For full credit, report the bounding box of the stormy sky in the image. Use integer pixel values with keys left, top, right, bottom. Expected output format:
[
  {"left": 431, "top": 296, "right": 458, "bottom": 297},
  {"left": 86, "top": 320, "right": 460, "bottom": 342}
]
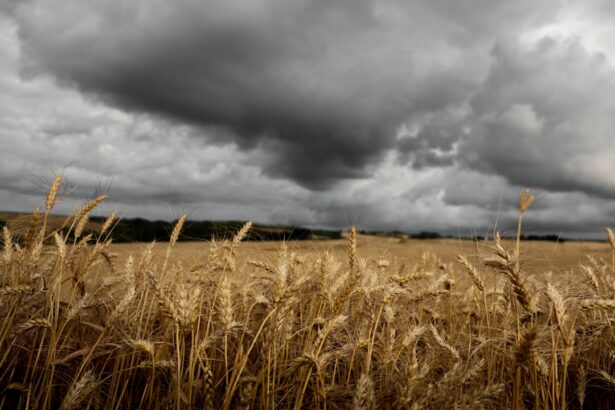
[{"left": 1, "top": 0, "right": 615, "bottom": 237}]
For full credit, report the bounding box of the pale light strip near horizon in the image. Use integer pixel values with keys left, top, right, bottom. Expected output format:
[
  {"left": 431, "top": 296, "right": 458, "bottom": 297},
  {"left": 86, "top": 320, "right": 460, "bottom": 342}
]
[{"left": 1, "top": 1, "right": 615, "bottom": 238}]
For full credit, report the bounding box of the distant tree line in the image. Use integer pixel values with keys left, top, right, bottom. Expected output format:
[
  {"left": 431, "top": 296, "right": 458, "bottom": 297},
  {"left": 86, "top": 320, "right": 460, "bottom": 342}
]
[
  {"left": 359, "top": 228, "right": 569, "bottom": 243},
  {"left": 0, "top": 217, "right": 344, "bottom": 244},
  {"left": 0, "top": 217, "right": 577, "bottom": 245},
  {"left": 90, "top": 217, "right": 343, "bottom": 243}
]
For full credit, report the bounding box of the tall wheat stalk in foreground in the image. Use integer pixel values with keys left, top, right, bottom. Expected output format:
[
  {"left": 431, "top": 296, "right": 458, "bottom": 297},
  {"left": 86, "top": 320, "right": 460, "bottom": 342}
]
[{"left": 2, "top": 180, "right": 615, "bottom": 409}]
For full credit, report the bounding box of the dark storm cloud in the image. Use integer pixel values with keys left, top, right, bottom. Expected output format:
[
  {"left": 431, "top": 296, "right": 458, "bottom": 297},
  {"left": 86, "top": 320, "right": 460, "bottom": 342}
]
[
  {"left": 2, "top": 0, "right": 615, "bottom": 236},
  {"left": 7, "top": 0, "right": 489, "bottom": 189},
  {"left": 12, "top": 0, "right": 608, "bottom": 191}
]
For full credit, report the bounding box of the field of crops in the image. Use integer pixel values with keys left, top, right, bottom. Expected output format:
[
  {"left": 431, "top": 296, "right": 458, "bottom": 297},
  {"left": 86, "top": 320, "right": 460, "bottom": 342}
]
[{"left": 2, "top": 177, "right": 615, "bottom": 409}]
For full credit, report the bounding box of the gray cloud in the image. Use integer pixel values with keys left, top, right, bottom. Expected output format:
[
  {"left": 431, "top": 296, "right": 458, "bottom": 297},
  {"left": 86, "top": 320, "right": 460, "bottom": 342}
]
[
  {"left": 459, "top": 38, "right": 615, "bottom": 198},
  {"left": 1, "top": 1, "right": 615, "bottom": 237},
  {"left": 8, "top": 0, "right": 486, "bottom": 189}
]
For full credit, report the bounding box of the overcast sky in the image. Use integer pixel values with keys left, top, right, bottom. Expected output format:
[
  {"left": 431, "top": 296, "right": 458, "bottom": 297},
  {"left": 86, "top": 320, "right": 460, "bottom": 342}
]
[{"left": 1, "top": 0, "right": 615, "bottom": 237}]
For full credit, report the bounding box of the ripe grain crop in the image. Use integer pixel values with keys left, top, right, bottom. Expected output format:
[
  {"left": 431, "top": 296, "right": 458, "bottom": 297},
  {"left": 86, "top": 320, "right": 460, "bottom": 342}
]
[{"left": 2, "top": 181, "right": 615, "bottom": 409}]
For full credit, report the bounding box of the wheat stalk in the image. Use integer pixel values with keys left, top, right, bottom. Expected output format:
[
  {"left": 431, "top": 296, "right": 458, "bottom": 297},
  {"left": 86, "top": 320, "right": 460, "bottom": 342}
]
[
  {"left": 218, "top": 276, "right": 235, "bottom": 331},
  {"left": 429, "top": 324, "right": 461, "bottom": 361},
  {"left": 578, "top": 365, "right": 587, "bottom": 407},
  {"left": 581, "top": 299, "right": 615, "bottom": 310},
  {"left": 2, "top": 226, "right": 13, "bottom": 264},
  {"left": 74, "top": 195, "right": 108, "bottom": 238},
  {"left": 457, "top": 255, "right": 485, "bottom": 292},
  {"left": 545, "top": 283, "right": 567, "bottom": 329},
  {"left": 130, "top": 339, "right": 155, "bottom": 358},
  {"left": 516, "top": 188, "right": 535, "bottom": 271},
  {"left": 0, "top": 285, "right": 36, "bottom": 296},
  {"left": 348, "top": 225, "right": 357, "bottom": 275},
  {"left": 353, "top": 373, "right": 375, "bottom": 410},
  {"left": 17, "top": 318, "right": 52, "bottom": 333},
  {"left": 515, "top": 326, "right": 537, "bottom": 365},
  {"left": 101, "top": 211, "right": 117, "bottom": 235},
  {"left": 46, "top": 175, "right": 63, "bottom": 211},
  {"left": 580, "top": 265, "right": 600, "bottom": 292},
  {"left": 60, "top": 371, "right": 97, "bottom": 410}
]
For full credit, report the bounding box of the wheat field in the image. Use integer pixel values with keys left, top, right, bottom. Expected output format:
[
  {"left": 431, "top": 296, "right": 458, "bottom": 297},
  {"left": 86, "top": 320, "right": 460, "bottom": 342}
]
[{"left": 3, "top": 177, "right": 615, "bottom": 409}]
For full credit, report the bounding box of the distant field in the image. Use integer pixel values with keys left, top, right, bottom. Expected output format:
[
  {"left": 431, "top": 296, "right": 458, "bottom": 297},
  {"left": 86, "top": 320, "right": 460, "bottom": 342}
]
[{"left": 109, "top": 235, "right": 612, "bottom": 276}]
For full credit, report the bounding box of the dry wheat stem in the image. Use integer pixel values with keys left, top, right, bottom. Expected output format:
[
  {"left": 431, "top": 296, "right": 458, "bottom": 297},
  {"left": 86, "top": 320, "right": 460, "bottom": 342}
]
[{"left": 46, "top": 175, "right": 63, "bottom": 212}]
